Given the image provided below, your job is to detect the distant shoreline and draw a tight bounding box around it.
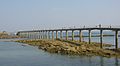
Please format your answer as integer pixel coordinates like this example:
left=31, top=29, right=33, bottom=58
left=0, top=32, right=21, bottom=39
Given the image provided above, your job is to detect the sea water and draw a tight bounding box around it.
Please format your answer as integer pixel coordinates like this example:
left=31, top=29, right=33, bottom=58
left=0, top=41, right=120, bottom=66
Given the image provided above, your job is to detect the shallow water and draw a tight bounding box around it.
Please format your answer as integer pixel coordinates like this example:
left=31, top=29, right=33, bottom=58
left=0, top=40, right=120, bottom=66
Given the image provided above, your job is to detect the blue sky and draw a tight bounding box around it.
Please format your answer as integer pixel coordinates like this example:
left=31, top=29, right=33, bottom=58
left=0, top=0, right=120, bottom=32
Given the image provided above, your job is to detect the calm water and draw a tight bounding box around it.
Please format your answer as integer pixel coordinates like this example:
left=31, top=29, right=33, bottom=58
left=0, top=40, right=120, bottom=66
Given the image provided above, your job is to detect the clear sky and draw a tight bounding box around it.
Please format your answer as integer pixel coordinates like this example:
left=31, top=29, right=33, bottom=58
left=0, top=0, right=120, bottom=32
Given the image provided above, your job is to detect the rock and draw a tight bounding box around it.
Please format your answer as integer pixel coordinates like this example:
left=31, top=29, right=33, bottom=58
left=86, top=47, right=94, bottom=52
left=16, top=39, right=120, bottom=58
left=80, top=45, right=86, bottom=51
left=75, top=46, right=80, bottom=50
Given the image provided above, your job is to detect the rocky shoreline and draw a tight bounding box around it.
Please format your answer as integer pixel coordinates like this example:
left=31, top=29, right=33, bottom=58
left=16, top=39, right=120, bottom=58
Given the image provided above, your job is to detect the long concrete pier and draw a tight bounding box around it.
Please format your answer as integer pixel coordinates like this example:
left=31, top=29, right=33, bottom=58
left=16, top=26, right=120, bottom=49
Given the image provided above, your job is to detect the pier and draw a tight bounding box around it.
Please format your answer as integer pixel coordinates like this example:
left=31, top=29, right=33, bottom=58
left=16, top=26, right=120, bottom=49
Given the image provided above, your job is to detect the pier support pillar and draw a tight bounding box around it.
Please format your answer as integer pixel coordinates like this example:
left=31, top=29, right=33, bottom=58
left=72, top=30, right=74, bottom=41
left=42, top=31, right=44, bottom=39
left=43, top=31, right=45, bottom=39
left=100, top=30, right=103, bottom=48
left=35, top=32, right=37, bottom=39
left=36, top=32, right=39, bottom=39
left=56, top=31, right=58, bottom=39
left=38, top=31, right=40, bottom=39
left=30, top=32, right=33, bottom=39
left=26, top=32, right=28, bottom=38
left=28, top=32, right=30, bottom=38
left=115, top=30, right=118, bottom=49
left=37, top=32, right=39, bottom=39
left=52, top=31, right=54, bottom=40
left=24, top=33, right=26, bottom=38
left=79, top=30, right=82, bottom=42
left=30, top=32, right=32, bottom=39
left=48, top=31, right=50, bottom=39
left=40, top=31, right=42, bottom=39
left=42, top=31, right=45, bottom=39
left=45, top=31, right=47, bottom=39
left=31, top=32, right=33, bottom=39
left=32, top=32, right=34, bottom=39
left=39, top=31, right=41, bottom=39
left=41, top=31, right=44, bottom=39
left=66, top=30, right=68, bottom=40
left=89, top=30, right=91, bottom=44
left=27, top=32, right=29, bottom=38
left=60, top=30, right=63, bottom=39
left=44, top=31, right=46, bottom=39
left=46, top=31, right=48, bottom=39
left=28, top=32, right=29, bottom=38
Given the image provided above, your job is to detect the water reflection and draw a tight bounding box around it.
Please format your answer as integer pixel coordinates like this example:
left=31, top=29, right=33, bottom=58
left=78, top=56, right=120, bottom=66
left=115, top=57, right=119, bottom=66
left=100, top=57, right=104, bottom=66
